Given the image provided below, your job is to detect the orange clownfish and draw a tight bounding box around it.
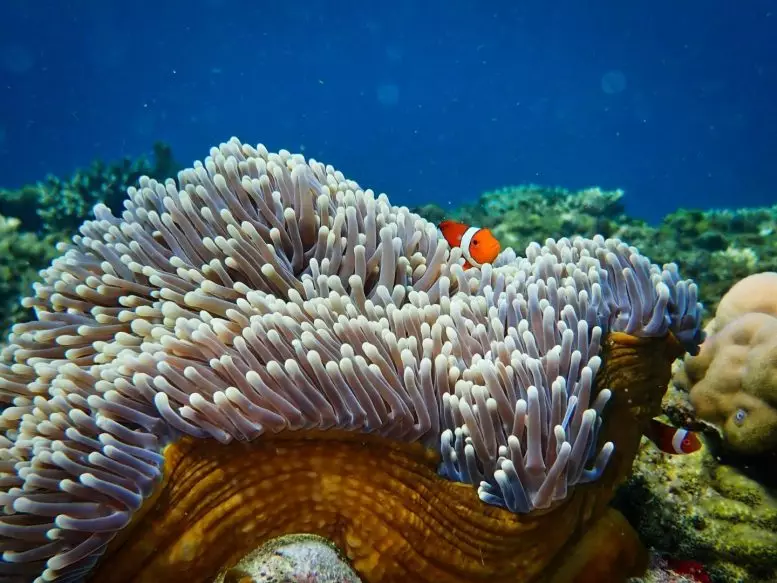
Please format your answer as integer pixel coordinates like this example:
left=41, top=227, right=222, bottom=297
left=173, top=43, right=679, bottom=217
left=438, top=220, right=501, bottom=269
left=645, top=418, right=702, bottom=454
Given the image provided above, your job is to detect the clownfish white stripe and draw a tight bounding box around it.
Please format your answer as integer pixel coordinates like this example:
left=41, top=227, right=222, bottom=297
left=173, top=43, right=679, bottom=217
left=671, top=428, right=688, bottom=453
left=459, top=226, right=482, bottom=266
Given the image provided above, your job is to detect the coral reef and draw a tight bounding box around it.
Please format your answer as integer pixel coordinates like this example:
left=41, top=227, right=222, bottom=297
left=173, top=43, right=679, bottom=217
left=417, top=184, right=635, bottom=251
left=679, top=273, right=777, bottom=455
left=415, top=186, right=777, bottom=317
left=0, top=143, right=179, bottom=336
left=0, top=214, right=61, bottom=335
left=618, top=440, right=777, bottom=583
left=628, top=208, right=776, bottom=317
left=0, top=142, right=178, bottom=235
left=686, top=312, right=777, bottom=455
left=0, top=138, right=701, bottom=582
left=710, top=271, right=777, bottom=333
left=621, top=273, right=777, bottom=583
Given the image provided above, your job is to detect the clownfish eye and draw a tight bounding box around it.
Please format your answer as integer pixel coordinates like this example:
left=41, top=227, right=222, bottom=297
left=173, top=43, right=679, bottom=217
left=472, top=239, right=479, bottom=246
left=734, top=408, right=747, bottom=425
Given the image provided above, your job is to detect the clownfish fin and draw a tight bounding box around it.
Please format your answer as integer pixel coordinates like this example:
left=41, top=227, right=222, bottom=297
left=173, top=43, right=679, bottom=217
left=438, top=220, right=469, bottom=246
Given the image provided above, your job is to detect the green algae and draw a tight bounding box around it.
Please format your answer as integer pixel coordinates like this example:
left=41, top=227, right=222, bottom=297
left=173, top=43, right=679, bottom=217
left=616, top=441, right=777, bottom=582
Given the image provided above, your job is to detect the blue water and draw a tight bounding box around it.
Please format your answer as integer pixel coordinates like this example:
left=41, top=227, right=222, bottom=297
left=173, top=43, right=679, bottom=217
left=1, top=0, right=775, bottom=223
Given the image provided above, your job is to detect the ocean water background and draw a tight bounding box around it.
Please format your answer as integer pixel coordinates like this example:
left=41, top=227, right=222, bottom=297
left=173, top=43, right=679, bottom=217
left=0, top=0, right=774, bottom=223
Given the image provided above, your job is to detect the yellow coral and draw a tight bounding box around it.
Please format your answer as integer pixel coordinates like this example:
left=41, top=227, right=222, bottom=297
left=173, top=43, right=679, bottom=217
left=712, top=271, right=777, bottom=332
left=686, top=273, right=777, bottom=454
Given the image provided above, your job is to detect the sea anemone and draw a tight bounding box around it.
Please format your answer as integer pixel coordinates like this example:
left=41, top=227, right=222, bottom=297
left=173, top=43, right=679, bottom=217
left=0, top=138, right=702, bottom=582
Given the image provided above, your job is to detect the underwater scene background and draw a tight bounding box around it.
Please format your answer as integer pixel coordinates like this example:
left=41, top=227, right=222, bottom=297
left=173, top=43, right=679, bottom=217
left=0, top=1, right=775, bottom=582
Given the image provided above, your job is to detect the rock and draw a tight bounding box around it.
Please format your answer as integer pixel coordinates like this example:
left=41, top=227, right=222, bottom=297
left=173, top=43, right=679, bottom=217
left=213, top=534, right=362, bottom=583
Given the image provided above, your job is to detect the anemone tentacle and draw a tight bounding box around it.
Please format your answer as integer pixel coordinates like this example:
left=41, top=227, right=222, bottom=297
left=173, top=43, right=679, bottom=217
left=0, top=138, right=702, bottom=582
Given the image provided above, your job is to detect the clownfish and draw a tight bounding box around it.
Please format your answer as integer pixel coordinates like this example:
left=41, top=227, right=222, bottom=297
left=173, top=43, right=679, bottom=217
left=645, top=418, right=702, bottom=454
left=438, top=220, right=501, bottom=269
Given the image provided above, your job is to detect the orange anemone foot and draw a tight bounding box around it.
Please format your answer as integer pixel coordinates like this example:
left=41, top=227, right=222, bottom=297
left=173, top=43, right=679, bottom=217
left=89, top=431, right=591, bottom=583
left=86, top=332, right=680, bottom=583
left=545, top=507, right=648, bottom=583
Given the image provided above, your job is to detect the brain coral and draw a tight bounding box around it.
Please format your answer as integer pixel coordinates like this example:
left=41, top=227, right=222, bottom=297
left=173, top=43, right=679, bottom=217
left=0, top=138, right=702, bottom=583
left=710, top=271, right=777, bottom=333
left=686, top=272, right=777, bottom=455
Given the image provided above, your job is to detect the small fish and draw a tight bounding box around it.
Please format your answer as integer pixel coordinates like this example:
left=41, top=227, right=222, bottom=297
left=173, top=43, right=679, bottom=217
left=645, top=418, right=702, bottom=454
left=438, top=220, right=501, bottom=269
left=664, top=557, right=711, bottom=583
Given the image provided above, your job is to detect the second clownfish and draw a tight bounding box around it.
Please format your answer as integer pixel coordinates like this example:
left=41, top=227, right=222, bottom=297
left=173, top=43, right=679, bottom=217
left=438, top=220, right=501, bottom=269
left=645, top=418, right=702, bottom=454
